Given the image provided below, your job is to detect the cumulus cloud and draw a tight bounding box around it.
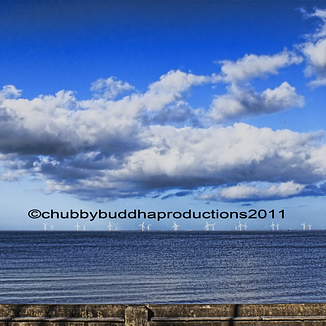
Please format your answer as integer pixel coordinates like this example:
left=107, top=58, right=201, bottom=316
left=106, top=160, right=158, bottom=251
left=28, top=122, right=326, bottom=201
left=215, top=50, right=303, bottom=84
left=0, top=70, right=207, bottom=158
left=121, top=123, right=324, bottom=189
left=0, top=85, right=22, bottom=100
left=302, top=38, right=326, bottom=80
left=302, top=8, right=326, bottom=40
left=0, top=50, right=323, bottom=202
left=300, top=8, right=326, bottom=87
left=91, top=77, right=134, bottom=100
left=208, top=50, right=304, bottom=122
left=209, top=82, right=304, bottom=122
left=308, top=77, right=326, bottom=88
left=141, top=100, right=201, bottom=127
left=139, top=70, right=210, bottom=111
left=197, top=182, right=305, bottom=202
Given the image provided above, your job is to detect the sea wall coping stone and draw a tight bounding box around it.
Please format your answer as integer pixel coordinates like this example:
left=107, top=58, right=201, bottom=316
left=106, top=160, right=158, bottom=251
left=0, top=303, right=326, bottom=325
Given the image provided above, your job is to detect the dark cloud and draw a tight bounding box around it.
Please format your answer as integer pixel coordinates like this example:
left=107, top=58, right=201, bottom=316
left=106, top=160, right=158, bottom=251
left=161, top=191, right=193, bottom=200
left=141, top=101, right=201, bottom=128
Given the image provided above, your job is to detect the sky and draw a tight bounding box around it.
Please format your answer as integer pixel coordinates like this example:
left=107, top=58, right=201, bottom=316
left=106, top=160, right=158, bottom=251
left=1, top=0, right=326, bottom=231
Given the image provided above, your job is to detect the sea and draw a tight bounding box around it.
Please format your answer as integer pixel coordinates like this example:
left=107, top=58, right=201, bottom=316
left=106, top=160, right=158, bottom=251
left=0, top=230, right=326, bottom=304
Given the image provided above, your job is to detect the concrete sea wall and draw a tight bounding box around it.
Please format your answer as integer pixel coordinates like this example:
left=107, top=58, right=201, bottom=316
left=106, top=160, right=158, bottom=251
left=0, top=303, right=326, bottom=325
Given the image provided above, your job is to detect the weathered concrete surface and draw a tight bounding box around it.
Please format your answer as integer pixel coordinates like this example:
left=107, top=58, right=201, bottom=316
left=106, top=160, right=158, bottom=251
left=237, top=303, right=326, bottom=317
left=0, top=304, right=126, bottom=326
left=146, top=303, right=326, bottom=318
left=125, top=306, right=148, bottom=326
left=147, top=304, right=326, bottom=326
left=146, top=304, right=236, bottom=318
left=0, top=304, right=126, bottom=318
left=0, top=304, right=326, bottom=325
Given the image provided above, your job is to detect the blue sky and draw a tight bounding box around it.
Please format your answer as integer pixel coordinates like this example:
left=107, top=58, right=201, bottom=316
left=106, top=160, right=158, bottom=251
left=1, top=0, right=326, bottom=231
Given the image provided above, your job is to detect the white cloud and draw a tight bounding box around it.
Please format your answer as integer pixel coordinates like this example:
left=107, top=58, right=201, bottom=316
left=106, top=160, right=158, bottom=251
left=302, top=8, right=326, bottom=40
left=91, top=77, right=134, bottom=100
left=307, top=77, right=326, bottom=88
left=140, top=70, right=210, bottom=111
left=127, top=123, right=320, bottom=181
left=0, top=70, right=210, bottom=158
left=300, top=9, right=326, bottom=87
left=0, top=62, right=322, bottom=202
left=302, top=38, right=326, bottom=75
left=215, top=51, right=302, bottom=84
left=0, top=85, right=22, bottom=100
left=209, top=82, right=304, bottom=122
left=1, top=106, right=326, bottom=201
left=208, top=50, right=304, bottom=122
left=33, top=122, right=326, bottom=201
left=197, top=181, right=305, bottom=202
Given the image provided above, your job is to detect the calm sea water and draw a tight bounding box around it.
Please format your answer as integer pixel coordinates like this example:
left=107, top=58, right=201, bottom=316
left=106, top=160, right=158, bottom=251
left=0, top=230, right=326, bottom=304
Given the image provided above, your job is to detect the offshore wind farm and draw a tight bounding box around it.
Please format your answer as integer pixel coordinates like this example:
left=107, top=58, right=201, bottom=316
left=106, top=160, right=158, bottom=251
left=40, top=220, right=318, bottom=231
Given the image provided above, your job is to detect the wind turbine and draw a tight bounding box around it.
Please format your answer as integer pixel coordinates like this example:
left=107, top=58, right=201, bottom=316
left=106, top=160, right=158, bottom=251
left=238, top=221, right=244, bottom=231
left=115, top=224, right=118, bottom=231
left=270, top=222, right=276, bottom=231
left=205, top=221, right=210, bottom=231
left=172, top=222, right=179, bottom=231
left=301, top=222, right=306, bottom=230
left=308, top=224, right=312, bottom=230
left=43, top=223, right=47, bottom=231
left=107, top=222, right=113, bottom=231
left=211, top=223, right=215, bottom=231
left=276, top=224, right=279, bottom=231
left=243, top=222, right=247, bottom=230
left=50, top=225, right=54, bottom=231
left=83, top=225, right=86, bottom=231
left=139, top=222, right=145, bottom=231
left=147, top=224, right=151, bottom=231
left=75, top=222, right=80, bottom=231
